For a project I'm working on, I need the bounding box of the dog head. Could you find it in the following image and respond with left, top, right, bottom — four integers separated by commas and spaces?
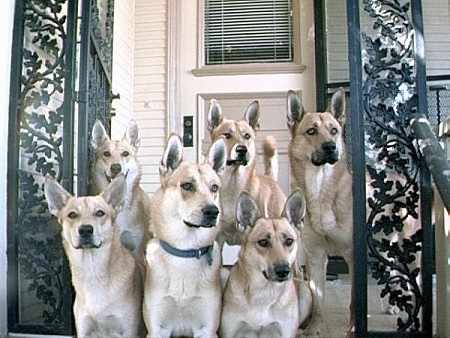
90, 119, 141, 192
235, 189, 305, 282
286, 88, 346, 166
207, 99, 260, 167
151, 133, 226, 247
44, 174, 126, 250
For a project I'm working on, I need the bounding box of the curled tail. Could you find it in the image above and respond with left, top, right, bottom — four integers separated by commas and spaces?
263, 135, 279, 181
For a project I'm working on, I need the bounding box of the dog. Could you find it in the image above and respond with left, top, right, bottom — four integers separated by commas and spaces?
143, 133, 226, 338
90, 119, 151, 260
206, 98, 286, 247
44, 174, 144, 337
286, 88, 354, 336
220, 189, 312, 338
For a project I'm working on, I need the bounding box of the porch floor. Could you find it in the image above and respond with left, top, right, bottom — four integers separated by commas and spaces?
317, 274, 436, 337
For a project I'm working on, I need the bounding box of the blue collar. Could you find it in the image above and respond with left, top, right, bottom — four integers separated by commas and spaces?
159, 240, 214, 266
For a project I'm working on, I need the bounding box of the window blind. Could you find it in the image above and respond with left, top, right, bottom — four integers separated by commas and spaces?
204, 0, 293, 65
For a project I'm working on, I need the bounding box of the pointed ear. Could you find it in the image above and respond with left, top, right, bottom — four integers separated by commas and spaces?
91, 119, 110, 149
101, 174, 126, 211
236, 191, 259, 232
282, 188, 306, 229
243, 100, 260, 130
208, 137, 226, 177
207, 99, 223, 133
329, 87, 346, 123
160, 133, 183, 177
286, 90, 304, 133
124, 120, 140, 148
44, 175, 72, 216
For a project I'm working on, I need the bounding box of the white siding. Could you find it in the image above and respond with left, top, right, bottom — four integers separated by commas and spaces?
133, 0, 168, 195
112, 0, 135, 137
325, 0, 349, 83
423, 0, 450, 76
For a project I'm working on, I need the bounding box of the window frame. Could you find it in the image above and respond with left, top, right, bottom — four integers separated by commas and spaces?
193, 0, 305, 76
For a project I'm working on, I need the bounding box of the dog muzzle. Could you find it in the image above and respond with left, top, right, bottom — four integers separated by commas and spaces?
227, 144, 249, 166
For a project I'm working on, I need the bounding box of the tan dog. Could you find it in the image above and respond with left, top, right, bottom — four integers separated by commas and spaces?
207, 99, 286, 247
221, 189, 312, 338
143, 133, 226, 338
286, 88, 354, 336
90, 119, 151, 260
44, 174, 144, 337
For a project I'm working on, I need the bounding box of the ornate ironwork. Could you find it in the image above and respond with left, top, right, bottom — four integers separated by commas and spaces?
90, 0, 114, 82
16, 0, 70, 326
77, 0, 114, 196
362, 0, 423, 332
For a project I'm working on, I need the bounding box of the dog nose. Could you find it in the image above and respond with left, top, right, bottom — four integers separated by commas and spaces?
235, 145, 247, 157
321, 141, 336, 154
274, 263, 291, 280
78, 224, 94, 239
110, 163, 122, 177
202, 204, 219, 219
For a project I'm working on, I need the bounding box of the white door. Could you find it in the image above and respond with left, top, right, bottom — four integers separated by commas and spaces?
168, 0, 316, 264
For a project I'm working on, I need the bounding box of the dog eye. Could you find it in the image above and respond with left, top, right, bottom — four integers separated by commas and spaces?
257, 239, 269, 248
330, 127, 338, 135
244, 133, 251, 140
306, 128, 316, 135
223, 133, 231, 139
285, 238, 294, 246
95, 210, 105, 217
122, 151, 130, 157
181, 182, 193, 191
68, 211, 77, 219
211, 184, 219, 193
103, 151, 111, 157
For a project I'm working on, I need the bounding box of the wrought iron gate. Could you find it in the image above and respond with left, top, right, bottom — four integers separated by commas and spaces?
347, 0, 434, 336
6, 0, 114, 335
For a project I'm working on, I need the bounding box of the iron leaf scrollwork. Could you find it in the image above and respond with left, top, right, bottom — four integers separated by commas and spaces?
17, 0, 68, 325
362, 0, 422, 332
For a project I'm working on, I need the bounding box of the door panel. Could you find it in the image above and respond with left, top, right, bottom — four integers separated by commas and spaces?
198, 91, 298, 196
198, 92, 301, 265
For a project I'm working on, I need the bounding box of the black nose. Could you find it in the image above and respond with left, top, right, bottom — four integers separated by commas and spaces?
235, 145, 247, 157
78, 224, 94, 239
274, 263, 291, 280
202, 204, 219, 220
110, 163, 122, 177
321, 141, 336, 154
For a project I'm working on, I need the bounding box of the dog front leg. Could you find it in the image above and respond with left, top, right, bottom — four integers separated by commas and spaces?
303, 253, 327, 337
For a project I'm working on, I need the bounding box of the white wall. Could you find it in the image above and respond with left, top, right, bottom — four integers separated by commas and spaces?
0, 1, 15, 336
133, 0, 168, 195
111, 0, 135, 138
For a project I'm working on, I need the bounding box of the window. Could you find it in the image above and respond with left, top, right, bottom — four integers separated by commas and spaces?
205, 0, 293, 64
194, 0, 304, 75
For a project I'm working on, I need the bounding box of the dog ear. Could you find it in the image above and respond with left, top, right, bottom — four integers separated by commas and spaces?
236, 191, 259, 232
208, 137, 226, 176
44, 175, 72, 216
207, 99, 223, 133
124, 120, 140, 149
243, 100, 260, 131
101, 174, 126, 211
91, 119, 110, 149
282, 188, 305, 229
286, 90, 304, 133
160, 133, 183, 177
329, 87, 346, 123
